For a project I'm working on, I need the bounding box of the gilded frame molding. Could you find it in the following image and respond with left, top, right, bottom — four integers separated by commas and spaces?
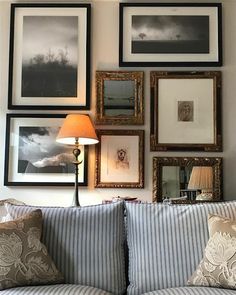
150, 71, 222, 152
152, 157, 223, 204
95, 71, 144, 125
95, 129, 144, 188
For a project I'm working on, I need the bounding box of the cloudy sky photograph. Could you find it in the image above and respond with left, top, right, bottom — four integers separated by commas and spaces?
132, 15, 209, 42
18, 126, 73, 173
22, 16, 78, 66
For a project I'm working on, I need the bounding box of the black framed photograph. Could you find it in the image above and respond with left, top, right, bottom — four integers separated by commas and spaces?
150, 71, 222, 152
8, 3, 91, 110
4, 114, 88, 186
119, 3, 222, 67
95, 71, 144, 125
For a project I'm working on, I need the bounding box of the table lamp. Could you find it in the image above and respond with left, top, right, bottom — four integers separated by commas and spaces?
56, 114, 98, 206
188, 166, 213, 201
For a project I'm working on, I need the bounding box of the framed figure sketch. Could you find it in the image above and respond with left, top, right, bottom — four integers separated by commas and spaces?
150, 71, 222, 152
95, 129, 144, 188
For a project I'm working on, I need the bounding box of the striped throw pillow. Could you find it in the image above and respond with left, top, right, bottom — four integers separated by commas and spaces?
5, 202, 126, 295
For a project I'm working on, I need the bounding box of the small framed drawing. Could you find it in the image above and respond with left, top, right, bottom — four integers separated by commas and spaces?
95, 71, 144, 125
119, 3, 222, 67
8, 3, 91, 110
4, 114, 88, 186
95, 130, 144, 188
150, 71, 222, 152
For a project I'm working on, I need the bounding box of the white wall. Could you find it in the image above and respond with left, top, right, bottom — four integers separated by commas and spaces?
0, 0, 235, 206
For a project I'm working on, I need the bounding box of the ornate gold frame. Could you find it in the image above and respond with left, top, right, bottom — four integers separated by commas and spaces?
95, 129, 144, 188
153, 157, 223, 204
95, 71, 144, 125
150, 71, 222, 152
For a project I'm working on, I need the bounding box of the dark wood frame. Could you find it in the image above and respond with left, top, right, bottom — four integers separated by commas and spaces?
150, 71, 222, 152
95, 71, 144, 125
95, 129, 144, 188
153, 157, 223, 203
119, 3, 222, 67
4, 113, 88, 186
8, 3, 91, 110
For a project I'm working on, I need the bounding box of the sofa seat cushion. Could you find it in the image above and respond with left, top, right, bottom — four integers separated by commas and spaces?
125, 202, 236, 295
5, 202, 126, 295
0, 284, 112, 294
142, 287, 236, 295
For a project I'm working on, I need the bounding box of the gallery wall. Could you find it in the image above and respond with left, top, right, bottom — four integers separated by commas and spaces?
0, 0, 236, 206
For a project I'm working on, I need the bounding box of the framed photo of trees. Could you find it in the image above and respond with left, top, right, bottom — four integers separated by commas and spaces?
8, 4, 91, 110
119, 3, 222, 67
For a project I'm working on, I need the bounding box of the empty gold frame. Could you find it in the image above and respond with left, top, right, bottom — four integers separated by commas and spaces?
96, 71, 144, 125
152, 157, 223, 204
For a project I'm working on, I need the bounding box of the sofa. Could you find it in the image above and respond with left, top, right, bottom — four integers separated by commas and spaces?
0, 201, 235, 295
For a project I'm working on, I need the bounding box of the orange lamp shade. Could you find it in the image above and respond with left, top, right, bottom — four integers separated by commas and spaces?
188, 166, 213, 190
56, 114, 99, 145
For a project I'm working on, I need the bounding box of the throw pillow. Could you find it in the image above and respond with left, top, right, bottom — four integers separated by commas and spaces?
188, 214, 236, 289
0, 209, 64, 290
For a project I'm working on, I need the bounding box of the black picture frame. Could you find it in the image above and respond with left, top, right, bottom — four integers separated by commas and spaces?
8, 3, 91, 110
4, 114, 88, 186
119, 3, 222, 67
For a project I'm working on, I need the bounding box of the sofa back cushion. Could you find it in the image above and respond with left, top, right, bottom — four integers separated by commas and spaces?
125, 202, 236, 295
5, 202, 126, 295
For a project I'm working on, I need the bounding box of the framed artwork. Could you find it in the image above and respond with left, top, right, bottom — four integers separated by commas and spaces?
119, 3, 222, 67
150, 71, 222, 152
95, 130, 144, 188
95, 71, 144, 125
4, 114, 88, 186
152, 157, 223, 203
8, 3, 91, 110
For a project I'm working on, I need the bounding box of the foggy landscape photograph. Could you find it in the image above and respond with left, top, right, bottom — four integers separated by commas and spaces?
132, 15, 209, 54
18, 126, 74, 174
104, 80, 135, 116
22, 16, 78, 97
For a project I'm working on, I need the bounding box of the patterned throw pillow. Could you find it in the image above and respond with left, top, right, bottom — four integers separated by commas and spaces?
0, 210, 64, 290
188, 214, 236, 289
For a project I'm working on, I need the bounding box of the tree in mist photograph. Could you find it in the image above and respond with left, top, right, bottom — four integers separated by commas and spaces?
22, 16, 78, 97
132, 15, 209, 54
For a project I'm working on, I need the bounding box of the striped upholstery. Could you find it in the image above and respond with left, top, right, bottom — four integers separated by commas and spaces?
5, 202, 126, 295
143, 287, 236, 295
0, 284, 112, 294
125, 202, 236, 295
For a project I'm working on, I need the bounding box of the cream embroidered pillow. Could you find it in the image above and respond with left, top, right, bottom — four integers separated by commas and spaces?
188, 214, 236, 289
0, 209, 64, 290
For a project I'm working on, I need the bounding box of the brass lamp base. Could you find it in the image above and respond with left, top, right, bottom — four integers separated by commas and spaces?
72, 140, 82, 207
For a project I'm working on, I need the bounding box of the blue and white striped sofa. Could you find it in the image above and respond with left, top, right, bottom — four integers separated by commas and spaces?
2, 201, 236, 295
